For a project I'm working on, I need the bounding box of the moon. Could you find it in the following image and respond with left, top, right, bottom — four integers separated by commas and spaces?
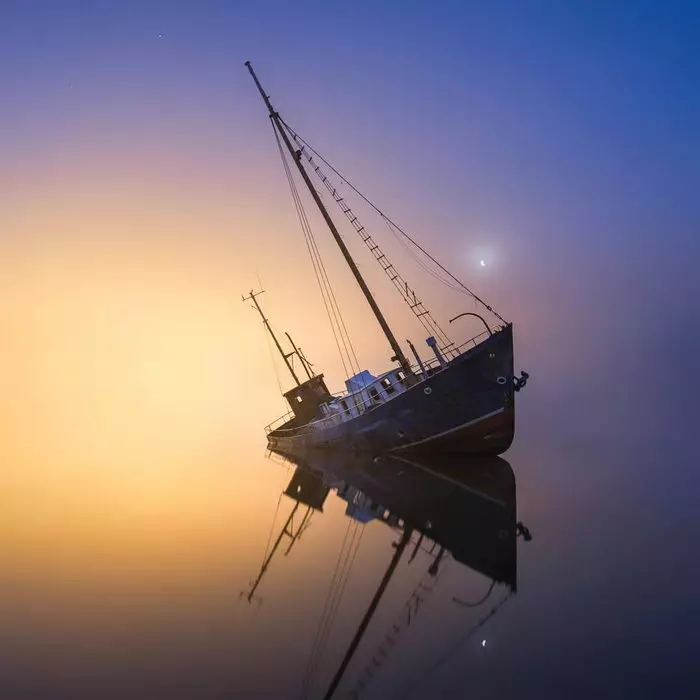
480, 259, 486, 268
481, 640, 487, 647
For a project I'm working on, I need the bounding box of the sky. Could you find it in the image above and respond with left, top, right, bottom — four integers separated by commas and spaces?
2, 0, 698, 454
2, 1, 699, 697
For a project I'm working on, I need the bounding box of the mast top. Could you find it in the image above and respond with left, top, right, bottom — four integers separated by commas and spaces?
245, 61, 280, 118
244, 61, 415, 379
242, 288, 300, 386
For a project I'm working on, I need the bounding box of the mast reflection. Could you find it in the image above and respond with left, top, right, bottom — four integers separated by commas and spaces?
249, 448, 529, 698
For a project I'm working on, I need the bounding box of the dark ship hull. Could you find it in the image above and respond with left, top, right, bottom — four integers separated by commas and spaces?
267, 324, 516, 456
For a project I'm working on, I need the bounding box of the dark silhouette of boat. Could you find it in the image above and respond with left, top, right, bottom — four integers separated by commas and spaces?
244, 62, 529, 455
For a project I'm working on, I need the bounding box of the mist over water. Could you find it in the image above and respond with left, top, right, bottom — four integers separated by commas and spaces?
3, 1, 700, 698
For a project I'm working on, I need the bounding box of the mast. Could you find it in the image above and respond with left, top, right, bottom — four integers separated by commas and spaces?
244, 61, 414, 379
243, 288, 300, 385
244, 501, 302, 603
322, 528, 412, 700
285, 331, 313, 380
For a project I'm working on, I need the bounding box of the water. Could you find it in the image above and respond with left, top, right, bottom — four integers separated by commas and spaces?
4, 388, 699, 700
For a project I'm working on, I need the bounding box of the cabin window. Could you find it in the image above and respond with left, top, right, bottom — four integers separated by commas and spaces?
396, 370, 407, 387
340, 399, 350, 417
295, 396, 303, 404
380, 377, 396, 395
368, 387, 381, 405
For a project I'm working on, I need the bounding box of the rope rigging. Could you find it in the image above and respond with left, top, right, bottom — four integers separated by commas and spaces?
393, 589, 514, 699
279, 118, 508, 327
279, 122, 455, 356
300, 518, 366, 699
345, 556, 449, 700
382, 216, 470, 296
271, 118, 361, 379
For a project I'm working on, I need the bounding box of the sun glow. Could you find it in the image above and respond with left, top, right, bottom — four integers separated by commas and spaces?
0, 221, 286, 586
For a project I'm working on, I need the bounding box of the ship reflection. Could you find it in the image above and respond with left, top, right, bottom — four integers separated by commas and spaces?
245, 449, 531, 699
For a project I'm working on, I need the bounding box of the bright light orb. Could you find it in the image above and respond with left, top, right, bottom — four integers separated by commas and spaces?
480, 260, 486, 268
481, 640, 487, 648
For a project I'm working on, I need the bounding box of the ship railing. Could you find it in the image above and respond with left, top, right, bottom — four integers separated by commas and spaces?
265, 329, 493, 436
266, 366, 418, 437
449, 328, 492, 358
266, 371, 406, 437
404, 329, 492, 376
265, 409, 296, 434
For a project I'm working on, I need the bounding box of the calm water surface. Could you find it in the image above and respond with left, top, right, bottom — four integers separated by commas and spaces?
3, 395, 699, 699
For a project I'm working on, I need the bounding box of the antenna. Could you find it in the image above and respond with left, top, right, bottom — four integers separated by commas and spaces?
242, 289, 300, 385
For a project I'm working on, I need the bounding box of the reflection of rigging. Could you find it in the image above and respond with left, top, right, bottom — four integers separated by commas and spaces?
301, 517, 366, 699
322, 528, 413, 700
267, 449, 526, 700
250, 448, 531, 699
393, 588, 514, 700
345, 552, 449, 700
241, 466, 330, 604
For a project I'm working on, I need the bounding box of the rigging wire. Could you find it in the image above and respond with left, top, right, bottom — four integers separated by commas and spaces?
393, 590, 513, 700
346, 558, 449, 700
301, 519, 355, 698
308, 523, 365, 697
320, 523, 365, 650
280, 122, 454, 354
271, 118, 361, 377
301, 519, 365, 699
280, 119, 507, 326
382, 216, 470, 296
283, 117, 486, 302
272, 120, 352, 378
308, 150, 454, 352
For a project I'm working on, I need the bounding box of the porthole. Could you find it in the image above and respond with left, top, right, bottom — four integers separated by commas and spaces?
423, 386, 433, 395
496, 376, 507, 385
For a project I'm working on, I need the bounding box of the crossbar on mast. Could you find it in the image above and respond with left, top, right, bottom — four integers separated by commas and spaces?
243, 288, 300, 385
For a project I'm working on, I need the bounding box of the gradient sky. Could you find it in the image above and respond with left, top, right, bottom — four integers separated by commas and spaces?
2, 2, 698, 498
2, 2, 699, 697
2, 0, 698, 450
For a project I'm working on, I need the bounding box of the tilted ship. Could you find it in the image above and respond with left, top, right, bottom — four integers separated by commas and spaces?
244, 62, 529, 455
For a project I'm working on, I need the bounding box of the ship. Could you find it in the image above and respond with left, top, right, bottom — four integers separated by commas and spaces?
243, 62, 529, 455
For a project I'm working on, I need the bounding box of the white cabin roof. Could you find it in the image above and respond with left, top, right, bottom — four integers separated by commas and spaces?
345, 370, 377, 393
